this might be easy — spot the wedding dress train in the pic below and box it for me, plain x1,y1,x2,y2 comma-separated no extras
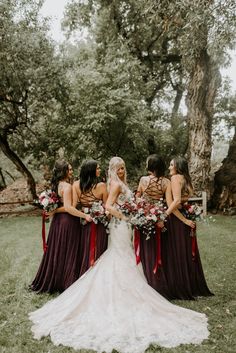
29,218,209,353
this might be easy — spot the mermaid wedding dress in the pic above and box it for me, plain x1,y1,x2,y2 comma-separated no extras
29,193,209,353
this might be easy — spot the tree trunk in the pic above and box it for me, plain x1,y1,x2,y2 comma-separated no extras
0,167,7,190
210,127,236,212
0,135,37,199
171,84,184,121
186,49,221,193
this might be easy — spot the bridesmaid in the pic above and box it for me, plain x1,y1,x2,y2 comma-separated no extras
136,155,198,299
136,155,171,298
73,159,108,277
30,160,92,293
164,156,213,300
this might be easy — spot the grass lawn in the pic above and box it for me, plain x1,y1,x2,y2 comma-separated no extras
0,215,235,353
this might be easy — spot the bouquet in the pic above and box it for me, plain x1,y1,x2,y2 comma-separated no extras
81,201,109,229
117,199,137,218
181,203,203,222
129,198,167,239
90,201,110,228
180,202,204,261
34,190,60,253
35,190,60,212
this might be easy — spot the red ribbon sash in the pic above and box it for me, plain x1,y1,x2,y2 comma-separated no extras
89,222,97,266
134,227,141,265
42,211,48,253
191,225,197,261
153,225,162,274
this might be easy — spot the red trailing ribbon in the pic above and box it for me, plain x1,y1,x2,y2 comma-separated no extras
153,225,162,274
191,225,197,261
89,222,97,266
134,227,141,265
42,211,48,253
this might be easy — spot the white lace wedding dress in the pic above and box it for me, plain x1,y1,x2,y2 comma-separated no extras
29,193,209,353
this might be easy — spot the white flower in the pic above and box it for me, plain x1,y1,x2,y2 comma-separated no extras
42,198,49,207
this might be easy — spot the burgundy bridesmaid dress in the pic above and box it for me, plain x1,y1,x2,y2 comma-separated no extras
164,209,213,300
30,211,81,293
77,189,108,277
138,177,170,298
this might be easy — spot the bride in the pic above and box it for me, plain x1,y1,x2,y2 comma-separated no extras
29,157,209,353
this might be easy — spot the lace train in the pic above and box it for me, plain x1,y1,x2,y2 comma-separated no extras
29,220,209,353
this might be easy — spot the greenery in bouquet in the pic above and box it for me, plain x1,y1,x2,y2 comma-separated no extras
34,190,60,212
129,198,167,239
181,203,203,222
117,199,137,218
81,201,109,230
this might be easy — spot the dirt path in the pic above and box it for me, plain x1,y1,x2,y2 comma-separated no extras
0,178,44,217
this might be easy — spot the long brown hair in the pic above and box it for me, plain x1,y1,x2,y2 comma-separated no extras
146,154,166,178
172,156,193,193
79,159,99,193
51,160,70,195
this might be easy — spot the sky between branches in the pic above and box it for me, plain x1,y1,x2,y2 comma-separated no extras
41,0,236,92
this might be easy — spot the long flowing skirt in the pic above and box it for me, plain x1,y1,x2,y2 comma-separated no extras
163,214,213,300
29,220,209,353
78,221,108,277
139,226,170,298
30,213,81,293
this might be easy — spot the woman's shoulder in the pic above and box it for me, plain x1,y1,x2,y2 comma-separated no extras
162,176,170,185
96,181,107,187
139,175,150,186
171,174,183,182
58,181,72,196
73,179,80,189
63,181,72,190
95,182,107,192
109,180,122,191
140,175,149,182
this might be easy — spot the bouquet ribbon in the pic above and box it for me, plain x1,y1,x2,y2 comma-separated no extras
190,225,197,261
153,225,162,274
134,227,141,265
89,221,97,266
42,211,48,253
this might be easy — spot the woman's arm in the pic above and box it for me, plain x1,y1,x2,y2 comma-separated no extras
63,183,92,221
72,181,80,208
47,206,66,218
165,175,182,215
136,176,147,199
101,183,108,204
165,178,195,228
105,182,127,220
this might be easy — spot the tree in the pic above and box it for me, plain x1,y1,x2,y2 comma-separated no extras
211,127,236,212
63,0,236,192
186,49,221,192
57,41,152,178
62,0,187,166
0,0,67,198
210,90,236,211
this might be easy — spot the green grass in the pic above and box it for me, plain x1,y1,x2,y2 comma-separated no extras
0,215,235,353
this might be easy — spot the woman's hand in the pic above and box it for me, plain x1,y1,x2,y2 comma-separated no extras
45,210,56,219
184,219,196,228
157,221,165,228
105,211,112,220
122,215,129,222
85,214,93,222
